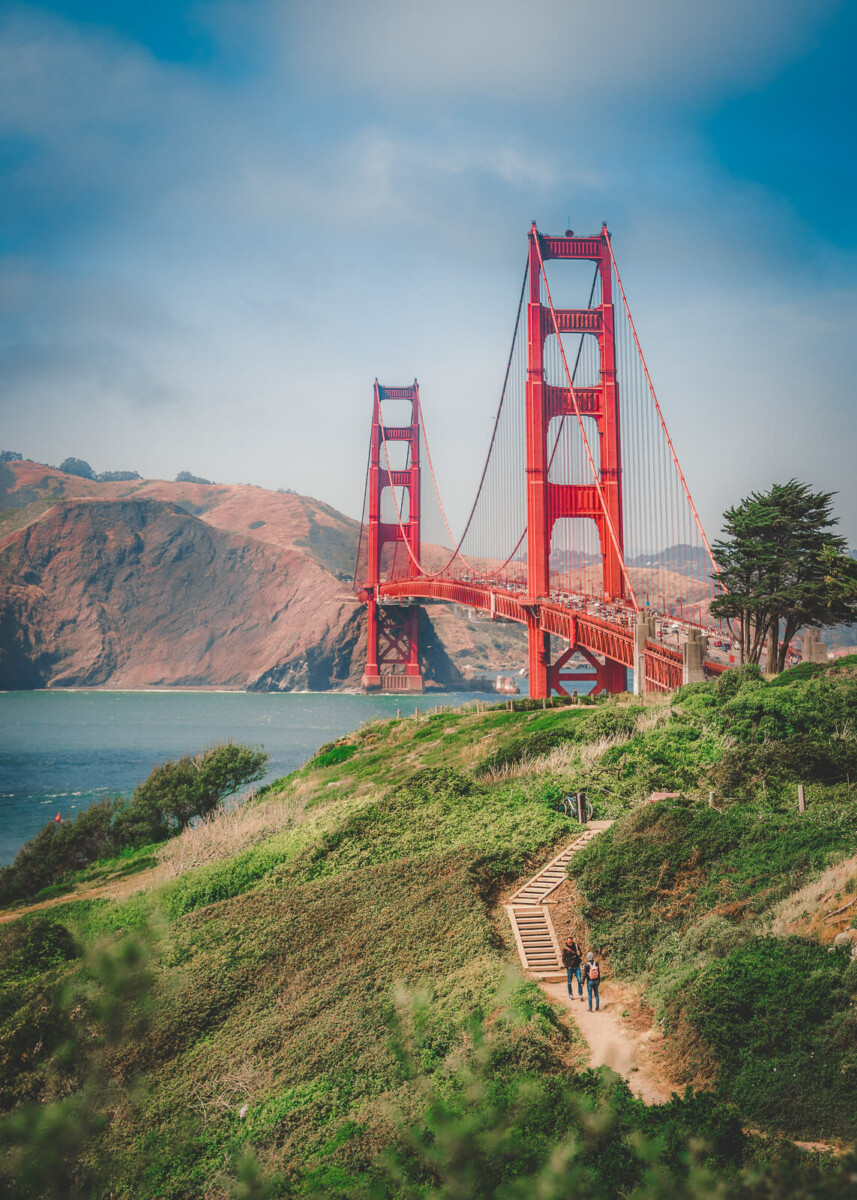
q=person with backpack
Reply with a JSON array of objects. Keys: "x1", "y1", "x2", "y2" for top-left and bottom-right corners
[
  {"x1": 561, "y1": 937, "x2": 583, "y2": 999},
  {"x1": 583, "y1": 951, "x2": 601, "y2": 1011}
]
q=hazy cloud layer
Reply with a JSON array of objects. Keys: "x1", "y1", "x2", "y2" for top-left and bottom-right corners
[
  {"x1": 1, "y1": 0, "x2": 855, "y2": 542},
  {"x1": 285, "y1": 0, "x2": 837, "y2": 104}
]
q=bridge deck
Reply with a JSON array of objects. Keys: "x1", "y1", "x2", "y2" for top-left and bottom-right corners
[{"x1": 377, "y1": 578, "x2": 721, "y2": 692}]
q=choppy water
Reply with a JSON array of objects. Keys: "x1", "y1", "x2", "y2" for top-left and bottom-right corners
[{"x1": 0, "y1": 688, "x2": 508, "y2": 866}]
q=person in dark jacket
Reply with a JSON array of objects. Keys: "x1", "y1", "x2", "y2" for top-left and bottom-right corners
[
  {"x1": 583, "y1": 951, "x2": 601, "y2": 1011},
  {"x1": 561, "y1": 937, "x2": 583, "y2": 999}
]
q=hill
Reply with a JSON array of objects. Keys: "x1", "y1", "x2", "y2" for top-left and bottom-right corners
[
  {"x1": 0, "y1": 461, "x2": 527, "y2": 690},
  {"x1": 2, "y1": 660, "x2": 856, "y2": 1197}
]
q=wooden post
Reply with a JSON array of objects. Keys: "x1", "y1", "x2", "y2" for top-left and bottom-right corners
[
  {"x1": 542, "y1": 697, "x2": 547, "y2": 710},
  {"x1": 397, "y1": 709, "x2": 401, "y2": 720},
  {"x1": 798, "y1": 784, "x2": 806, "y2": 813},
  {"x1": 414, "y1": 708, "x2": 419, "y2": 719},
  {"x1": 576, "y1": 791, "x2": 586, "y2": 825},
  {"x1": 708, "y1": 790, "x2": 716, "y2": 808}
]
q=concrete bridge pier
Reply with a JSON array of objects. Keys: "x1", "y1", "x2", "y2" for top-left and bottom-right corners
[
  {"x1": 633, "y1": 614, "x2": 656, "y2": 696},
  {"x1": 682, "y1": 628, "x2": 706, "y2": 685},
  {"x1": 801, "y1": 629, "x2": 828, "y2": 664}
]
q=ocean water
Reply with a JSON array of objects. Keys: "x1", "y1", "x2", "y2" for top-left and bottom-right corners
[{"x1": 0, "y1": 688, "x2": 512, "y2": 866}]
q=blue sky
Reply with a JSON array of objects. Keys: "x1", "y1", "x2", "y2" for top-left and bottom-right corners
[{"x1": 1, "y1": 0, "x2": 855, "y2": 543}]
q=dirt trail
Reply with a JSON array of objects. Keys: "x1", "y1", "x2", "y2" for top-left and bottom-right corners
[
  {"x1": 541, "y1": 977, "x2": 675, "y2": 1104},
  {"x1": 0, "y1": 867, "x2": 159, "y2": 925}
]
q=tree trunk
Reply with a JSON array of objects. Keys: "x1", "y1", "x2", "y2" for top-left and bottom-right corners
[
  {"x1": 766, "y1": 616, "x2": 779, "y2": 675},
  {"x1": 778, "y1": 618, "x2": 800, "y2": 672},
  {"x1": 748, "y1": 614, "x2": 768, "y2": 665}
]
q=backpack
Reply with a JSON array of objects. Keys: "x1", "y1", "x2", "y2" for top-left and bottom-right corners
[{"x1": 588, "y1": 961, "x2": 600, "y2": 980}]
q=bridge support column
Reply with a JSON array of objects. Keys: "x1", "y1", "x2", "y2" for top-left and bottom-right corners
[
  {"x1": 633, "y1": 615, "x2": 655, "y2": 696},
  {"x1": 359, "y1": 379, "x2": 425, "y2": 694},
  {"x1": 526, "y1": 612, "x2": 550, "y2": 700},
  {"x1": 523, "y1": 224, "x2": 629, "y2": 697},
  {"x1": 361, "y1": 595, "x2": 382, "y2": 690},
  {"x1": 682, "y1": 629, "x2": 706, "y2": 685},
  {"x1": 363, "y1": 604, "x2": 424, "y2": 693}
]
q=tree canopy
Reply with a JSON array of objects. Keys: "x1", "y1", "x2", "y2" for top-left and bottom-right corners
[
  {"x1": 58, "y1": 457, "x2": 95, "y2": 479},
  {"x1": 0, "y1": 742, "x2": 268, "y2": 903},
  {"x1": 175, "y1": 470, "x2": 212, "y2": 484},
  {"x1": 710, "y1": 480, "x2": 857, "y2": 672}
]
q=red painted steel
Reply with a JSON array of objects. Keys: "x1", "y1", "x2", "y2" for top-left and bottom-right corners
[
  {"x1": 361, "y1": 381, "x2": 424, "y2": 692},
  {"x1": 356, "y1": 225, "x2": 725, "y2": 700},
  {"x1": 525, "y1": 223, "x2": 626, "y2": 697}
]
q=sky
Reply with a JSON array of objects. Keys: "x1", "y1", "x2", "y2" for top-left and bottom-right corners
[{"x1": 1, "y1": 0, "x2": 856, "y2": 544}]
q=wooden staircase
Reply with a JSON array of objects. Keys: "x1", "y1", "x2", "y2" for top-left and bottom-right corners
[{"x1": 504, "y1": 821, "x2": 613, "y2": 979}]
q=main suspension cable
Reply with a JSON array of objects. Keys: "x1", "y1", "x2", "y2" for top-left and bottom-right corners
[{"x1": 376, "y1": 259, "x2": 530, "y2": 582}]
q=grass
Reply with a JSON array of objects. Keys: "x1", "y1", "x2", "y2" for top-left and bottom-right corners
[{"x1": 3, "y1": 670, "x2": 857, "y2": 1194}]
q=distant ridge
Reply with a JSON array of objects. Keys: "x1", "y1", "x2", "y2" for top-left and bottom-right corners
[{"x1": 0, "y1": 461, "x2": 520, "y2": 691}]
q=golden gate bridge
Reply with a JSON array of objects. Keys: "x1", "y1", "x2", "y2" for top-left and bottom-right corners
[{"x1": 354, "y1": 223, "x2": 728, "y2": 698}]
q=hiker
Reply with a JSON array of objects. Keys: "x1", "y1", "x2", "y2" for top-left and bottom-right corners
[
  {"x1": 561, "y1": 937, "x2": 583, "y2": 1000},
  {"x1": 583, "y1": 951, "x2": 601, "y2": 1011}
]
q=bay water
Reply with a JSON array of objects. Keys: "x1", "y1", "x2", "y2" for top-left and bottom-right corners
[{"x1": 0, "y1": 688, "x2": 513, "y2": 866}]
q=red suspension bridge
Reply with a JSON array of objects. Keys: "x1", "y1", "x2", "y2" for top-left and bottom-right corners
[{"x1": 354, "y1": 223, "x2": 728, "y2": 698}]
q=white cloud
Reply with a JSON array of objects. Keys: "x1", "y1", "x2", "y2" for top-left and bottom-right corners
[
  {"x1": 0, "y1": 2, "x2": 855, "y2": 543},
  {"x1": 283, "y1": 0, "x2": 839, "y2": 106}
]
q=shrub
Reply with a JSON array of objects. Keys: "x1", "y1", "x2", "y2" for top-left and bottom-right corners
[
  {"x1": 0, "y1": 917, "x2": 79, "y2": 981},
  {"x1": 174, "y1": 470, "x2": 212, "y2": 484},
  {"x1": 58, "y1": 457, "x2": 95, "y2": 479},
  {"x1": 711, "y1": 735, "x2": 857, "y2": 799},
  {"x1": 0, "y1": 745, "x2": 268, "y2": 904},
  {"x1": 569, "y1": 801, "x2": 857, "y2": 971},
  {"x1": 311, "y1": 745, "x2": 357, "y2": 769},
  {"x1": 681, "y1": 938, "x2": 856, "y2": 1137},
  {"x1": 601, "y1": 721, "x2": 723, "y2": 793}
]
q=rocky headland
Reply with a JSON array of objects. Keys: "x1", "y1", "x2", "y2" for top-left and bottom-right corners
[{"x1": 0, "y1": 460, "x2": 525, "y2": 690}]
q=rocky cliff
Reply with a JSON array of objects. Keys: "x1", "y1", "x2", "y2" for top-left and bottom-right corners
[
  {"x1": 0, "y1": 495, "x2": 366, "y2": 690},
  {"x1": 0, "y1": 462, "x2": 524, "y2": 690}
]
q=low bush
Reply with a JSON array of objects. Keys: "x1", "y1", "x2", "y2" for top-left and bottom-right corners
[
  {"x1": 710, "y1": 735, "x2": 857, "y2": 800},
  {"x1": 600, "y1": 721, "x2": 724, "y2": 794},
  {"x1": 0, "y1": 917, "x2": 79, "y2": 982},
  {"x1": 0, "y1": 744, "x2": 268, "y2": 905},
  {"x1": 311, "y1": 745, "x2": 357, "y2": 769},
  {"x1": 569, "y1": 800, "x2": 857, "y2": 973},
  {"x1": 679, "y1": 937, "x2": 857, "y2": 1138}
]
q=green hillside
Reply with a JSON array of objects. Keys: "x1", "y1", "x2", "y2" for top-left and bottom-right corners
[{"x1": 2, "y1": 665, "x2": 857, "y2": 1198}]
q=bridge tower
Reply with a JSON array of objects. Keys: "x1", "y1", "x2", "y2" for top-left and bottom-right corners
[
  {"x1": 525, "y1": 223, "x2": 627, "y2": 697},
  {"x1": 360, "y1": 380, "x2": 424, "y2": 693}
]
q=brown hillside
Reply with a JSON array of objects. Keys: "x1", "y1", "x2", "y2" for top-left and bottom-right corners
[
  {"x1": 0, "y1": 497, "x2": 365, "y2": 690},
  {"x1": 0, "y1": 461, "x2": 360, "y2": 578},
  {"x1": 0, "y1": 462, "x2": 521, "y2": 690}
]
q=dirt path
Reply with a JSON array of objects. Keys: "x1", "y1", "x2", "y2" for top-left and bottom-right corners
[
  {"x1": 0, "y1": 866, "x2": 160, "y2": 925},
  {"x1": 541, "y1": 976, "x2": 675, "y2": 1104}
]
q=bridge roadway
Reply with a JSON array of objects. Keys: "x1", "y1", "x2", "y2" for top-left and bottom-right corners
[{"x1": 377, "y1": 579, "x2": 725, "y2": 694}]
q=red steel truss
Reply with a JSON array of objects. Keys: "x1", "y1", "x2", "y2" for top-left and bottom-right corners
[
  {"x1": 360, "y1": 381, "x2": 424, "y2": 692},
  {"x1": 525, "y1": 223, "x2": 626, "y2": 696},
  {"x1": 355, "y1": 226, "x2": 725, "y2": 698},
  {"x1": 376, "y1": 577, "x2": 703, "y2": 695}
]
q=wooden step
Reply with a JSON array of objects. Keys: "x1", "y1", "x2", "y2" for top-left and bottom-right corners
[
  {"x1": 507, "y1": 823, "x2": 614, "y2": 905},
  {"x1": 504, "y1": 903, "x2": 562, "y2": 973}
]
